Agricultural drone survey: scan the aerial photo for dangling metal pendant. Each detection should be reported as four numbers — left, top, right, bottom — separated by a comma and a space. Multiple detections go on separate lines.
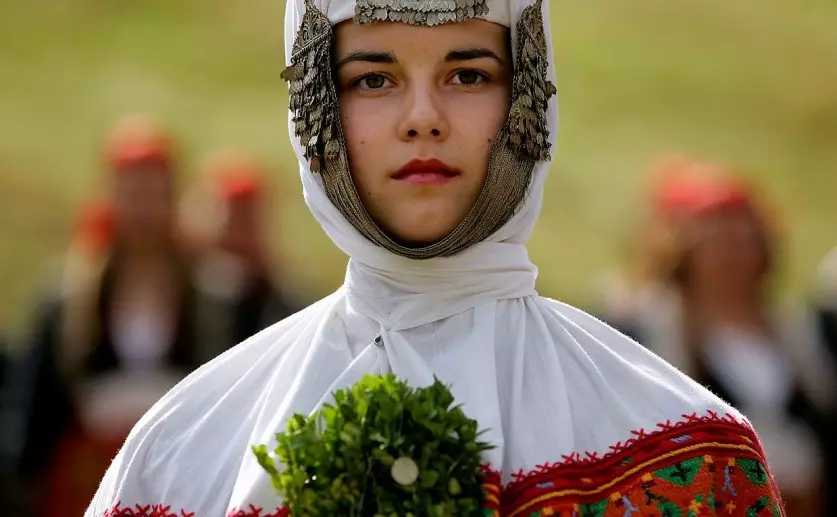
354, 0, 489, 26
506, 0, 557, 162
281, 0, 340, 174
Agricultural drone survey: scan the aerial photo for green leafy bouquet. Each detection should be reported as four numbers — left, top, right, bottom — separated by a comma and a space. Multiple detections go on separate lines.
252, 374, 494, 517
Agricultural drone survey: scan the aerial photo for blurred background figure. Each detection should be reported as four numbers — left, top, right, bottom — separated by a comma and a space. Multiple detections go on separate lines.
815, 248, 837, 370
0, 197, 116, 514
0, 115, 231, 516
0, 126, 308, 517
0, 325, 8, 390
183, 149, 305, 352
600, 156, 837, 516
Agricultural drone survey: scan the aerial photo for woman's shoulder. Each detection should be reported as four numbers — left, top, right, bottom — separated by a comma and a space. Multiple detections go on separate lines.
84, 292, 344, 516
496, 299, 781, 516
534, 295, 743, 419
135, 290, 343, 437
496, 409, 782, 517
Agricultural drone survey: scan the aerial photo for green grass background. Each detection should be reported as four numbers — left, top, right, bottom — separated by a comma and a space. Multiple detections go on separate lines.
1, 0, 836, 328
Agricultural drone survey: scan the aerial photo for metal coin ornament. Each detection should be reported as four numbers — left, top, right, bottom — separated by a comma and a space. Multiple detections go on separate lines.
354, 0, 490, 26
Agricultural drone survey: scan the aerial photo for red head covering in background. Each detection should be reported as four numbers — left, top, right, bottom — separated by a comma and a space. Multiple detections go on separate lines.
642, 154, 781, 282
648, 154, 754, 218
205, 148, 266, 203
71, 200, 115, 257
203, 149, 274, 275
178, 149, 272, 263
104, 114, 173, 173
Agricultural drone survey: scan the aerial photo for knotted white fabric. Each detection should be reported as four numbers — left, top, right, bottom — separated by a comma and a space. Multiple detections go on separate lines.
85, 1, 741, 515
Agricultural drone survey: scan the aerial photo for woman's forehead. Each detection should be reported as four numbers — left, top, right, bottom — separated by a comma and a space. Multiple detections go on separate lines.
334, 19, 509, 56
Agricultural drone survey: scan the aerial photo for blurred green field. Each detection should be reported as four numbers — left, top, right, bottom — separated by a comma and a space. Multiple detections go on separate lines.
1, 0, 836, 328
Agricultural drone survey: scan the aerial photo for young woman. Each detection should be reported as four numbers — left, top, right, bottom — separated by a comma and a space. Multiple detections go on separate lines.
86, 1, 784, 515
188, 150, 306, 349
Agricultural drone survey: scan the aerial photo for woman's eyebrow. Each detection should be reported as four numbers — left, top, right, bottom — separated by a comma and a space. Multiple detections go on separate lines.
445, 47, 505, 64
334, 50, 397, 70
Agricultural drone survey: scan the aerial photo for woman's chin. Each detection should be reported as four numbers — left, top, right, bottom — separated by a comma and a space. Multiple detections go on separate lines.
385, 216, 462, 248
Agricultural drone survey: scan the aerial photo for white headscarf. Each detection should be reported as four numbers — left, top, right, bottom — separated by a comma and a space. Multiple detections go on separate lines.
85, 1, 742, 515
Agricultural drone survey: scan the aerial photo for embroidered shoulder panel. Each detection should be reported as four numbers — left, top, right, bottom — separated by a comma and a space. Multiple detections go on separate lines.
98, 413, 783, 517
482, 411, 785, 517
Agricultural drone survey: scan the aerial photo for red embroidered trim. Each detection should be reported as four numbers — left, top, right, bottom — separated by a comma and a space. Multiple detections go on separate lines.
226, 505, 289, 517
101, 411, 774, 517
500, 410, 755, 488
102, 503, 195, 517
102, 502, 288, 517
481, 465, 502, 513
487, 412, 779, 517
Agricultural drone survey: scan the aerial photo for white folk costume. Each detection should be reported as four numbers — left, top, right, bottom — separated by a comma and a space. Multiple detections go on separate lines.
86, 1, 784, 515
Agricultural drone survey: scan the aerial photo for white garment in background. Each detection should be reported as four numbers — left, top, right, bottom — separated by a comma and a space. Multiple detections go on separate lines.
703, 326, 823, 494
110, 310, 172, 371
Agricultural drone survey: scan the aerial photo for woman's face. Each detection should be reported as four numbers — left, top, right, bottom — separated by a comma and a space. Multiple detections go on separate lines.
334, 19, 512, 246
219, 198, 261, 258
688, 210, 768, 297
113, 165, 173, 245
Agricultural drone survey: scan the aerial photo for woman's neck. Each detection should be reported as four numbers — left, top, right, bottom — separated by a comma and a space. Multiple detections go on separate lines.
115, 240, 176, 266
110, 248, 183, 297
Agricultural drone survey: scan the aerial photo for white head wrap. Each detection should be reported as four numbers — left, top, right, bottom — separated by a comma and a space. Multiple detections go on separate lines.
85, 2, 745, 516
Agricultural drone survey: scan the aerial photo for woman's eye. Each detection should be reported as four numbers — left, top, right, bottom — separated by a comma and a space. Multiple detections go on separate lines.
356, 74, 390, 90
452, 70, 486, 86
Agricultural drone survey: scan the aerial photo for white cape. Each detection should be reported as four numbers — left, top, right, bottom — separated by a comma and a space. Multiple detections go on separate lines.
86, 0, 746, 515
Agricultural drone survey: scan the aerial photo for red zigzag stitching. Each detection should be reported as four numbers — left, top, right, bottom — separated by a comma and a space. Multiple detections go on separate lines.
101, 411, 752, 516
102, 502, 288, 517
491, 411, 747, 487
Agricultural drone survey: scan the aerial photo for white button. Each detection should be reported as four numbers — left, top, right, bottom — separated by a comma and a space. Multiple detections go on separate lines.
391, 456, 419, 486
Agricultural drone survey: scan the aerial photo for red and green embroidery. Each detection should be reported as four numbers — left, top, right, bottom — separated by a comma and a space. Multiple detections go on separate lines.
481, 412, 784, 517
101, 412, 783, 517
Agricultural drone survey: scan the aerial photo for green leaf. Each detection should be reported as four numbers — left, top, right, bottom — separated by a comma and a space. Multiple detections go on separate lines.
421, 469, 439, 488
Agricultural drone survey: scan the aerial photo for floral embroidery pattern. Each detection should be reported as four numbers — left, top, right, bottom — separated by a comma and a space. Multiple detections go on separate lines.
480, 412, 784, 517
100, 412, 783, 517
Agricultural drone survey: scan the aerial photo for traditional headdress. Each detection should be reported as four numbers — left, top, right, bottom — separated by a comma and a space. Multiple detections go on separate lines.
205, 149, 266, 202
654, 170, 753, 218
104, 114, 173, 173
283, 0, 557, 259
70, 200, 115, 257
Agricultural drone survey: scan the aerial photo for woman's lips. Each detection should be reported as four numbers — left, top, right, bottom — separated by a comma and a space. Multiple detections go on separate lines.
392, 158, 460, 185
